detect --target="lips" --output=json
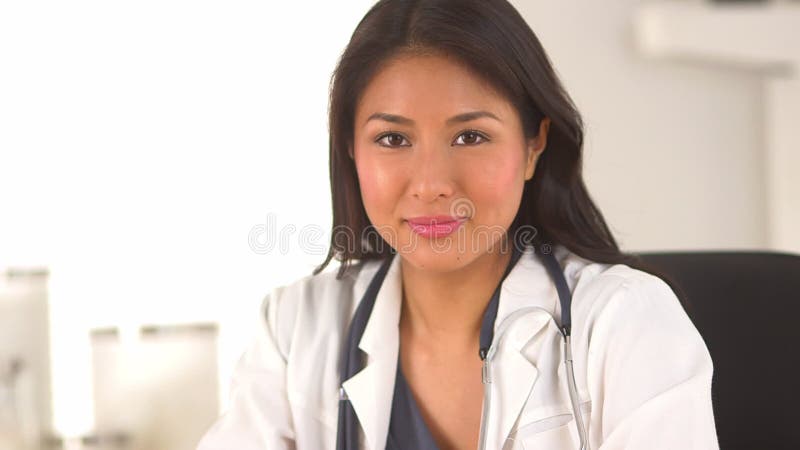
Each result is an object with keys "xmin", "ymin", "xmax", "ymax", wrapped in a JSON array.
[{"xmin": 405, "ymin": 215, "xmax": 468, "ymax": 239}]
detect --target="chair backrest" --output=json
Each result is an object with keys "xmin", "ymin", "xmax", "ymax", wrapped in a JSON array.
[{"xmin": 636, "ymin": 251, "xmax": 800, "ymax": 450}]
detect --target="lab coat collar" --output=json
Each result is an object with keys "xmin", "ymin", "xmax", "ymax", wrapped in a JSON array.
[{"xmin": 341, "ymin": 245, "xmax": 568, "ymax": 450}]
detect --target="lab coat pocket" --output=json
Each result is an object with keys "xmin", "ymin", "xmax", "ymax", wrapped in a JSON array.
[{"xmin": 502, "ymin": 400, "xmax": 591, "ymax": 450}]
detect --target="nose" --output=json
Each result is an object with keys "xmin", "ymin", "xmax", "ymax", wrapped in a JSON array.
[{"xmin": 409, "ymin": 144, "xmax": 456, "ymax": 203}]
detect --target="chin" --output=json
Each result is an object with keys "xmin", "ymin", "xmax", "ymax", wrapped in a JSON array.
[{"xmin": 397, "ymin": 235, "xmax": 477, "ymax": 271}]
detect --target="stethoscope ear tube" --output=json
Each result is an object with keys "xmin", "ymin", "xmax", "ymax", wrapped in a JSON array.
[
  {"xmin": 564, "ymin": 334, "xmax": 590, "ymax": 450},
  {"xmin": 477, "ymin": 357, "xmax": 493, "ymax": 450},
  {"xmin": 538, "ymin": 247, "xmax": 572, "ymax": 334},
  {"xmin": 335, "ymin": 394, "xmax": 352, "ymax": 450}
]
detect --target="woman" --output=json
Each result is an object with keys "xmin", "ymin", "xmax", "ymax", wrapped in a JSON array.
[{"xmin": 197, "ymin": 0, "xmax": 719, "ymax": 449}]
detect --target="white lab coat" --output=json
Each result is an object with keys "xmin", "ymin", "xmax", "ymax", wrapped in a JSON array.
[{"xmin": 196, "ymin": 244, "xmax": 719, "ymax": 449}]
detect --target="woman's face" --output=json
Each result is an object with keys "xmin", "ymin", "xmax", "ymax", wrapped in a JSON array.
[{"xmin": 352, "ymin": 52, "xmax": 550, "ymax": 272}]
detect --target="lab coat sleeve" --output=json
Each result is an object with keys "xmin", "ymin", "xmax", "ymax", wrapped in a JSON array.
[
  {"xmin": 589, "ymin": 274, "xmax": 719, "ymax": 449},
  {"xmin": 195, "ymin": 287, "xmax": 296, "ymax": 450}
]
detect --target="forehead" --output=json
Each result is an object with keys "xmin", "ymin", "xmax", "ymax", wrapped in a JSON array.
[{"xmin": 355, "ymin": 53, "xmax": 515, "ymax": 123}]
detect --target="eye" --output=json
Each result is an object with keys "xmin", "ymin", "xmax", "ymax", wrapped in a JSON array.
[
  {"xmin": 454, "ymin": 130, "xmax": 490, "ymax": 146},
  {"xmin": 375, "ymin": 132, "xmax": 410, "ymax": 148}
]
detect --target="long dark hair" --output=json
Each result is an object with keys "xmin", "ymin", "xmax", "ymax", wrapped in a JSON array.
[{"xmin": 313, "ymin": 0, "xmax": 690, "ymax": 312}]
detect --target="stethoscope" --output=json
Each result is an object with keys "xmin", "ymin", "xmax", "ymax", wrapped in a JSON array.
[{"xmin": 336, "ymin": 238, "xmax": 590, "ymax": 450}]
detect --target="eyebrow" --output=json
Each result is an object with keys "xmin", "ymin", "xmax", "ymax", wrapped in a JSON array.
[{"xmin": 364, "ymin": 110, "xmax": 502, "ymax": 127}]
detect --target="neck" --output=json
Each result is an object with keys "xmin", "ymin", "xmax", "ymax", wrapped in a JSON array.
[{"xmin": 398, "ymin": 242, "xmax": 514, "ymax": 355}]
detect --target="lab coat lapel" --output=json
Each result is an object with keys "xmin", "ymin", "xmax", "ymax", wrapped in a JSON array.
[
  {"xmin": 484, "ymin": 245, "xmax": 563, "ymax": 449},
  {"xmin": 341, "ymin": 254, "xmax": 403, "ymax": 450}
]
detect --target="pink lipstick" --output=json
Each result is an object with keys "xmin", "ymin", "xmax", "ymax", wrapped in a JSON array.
[{"xmin": 406, "ymin": 215, "xmax": 467, "ymax": 239}]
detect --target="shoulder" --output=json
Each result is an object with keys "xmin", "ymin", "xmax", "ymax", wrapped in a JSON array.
[
  {"xmin": 585, "ymin": 264, "xmax": 704, "ymax": 352},
  {"xmin": 551, "ymin": 245, "xmax": 706, "ymax": 360},
  {"xmin": 555, "ymin": 246, "xmax": 710, "ymax": 372},
  {"xmin": 553, "ymin": 245, "xmax": 688, "ymax": 325},
  {"xmin": 556, "ymin": 250, "xmax": 716, "ymax": 442},
  {"xmin": 261, "ymin": 260, "xmax": 373, "ymax": 358}
]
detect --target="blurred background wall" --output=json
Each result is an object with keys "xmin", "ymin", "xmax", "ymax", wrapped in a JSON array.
[
  {"xmin": 518, "ymin": 0, "xmax": 799, "ymax": 253},
  {"xmin": 0, "ymin": 0, "xmax": 797, "ymax": 449}
]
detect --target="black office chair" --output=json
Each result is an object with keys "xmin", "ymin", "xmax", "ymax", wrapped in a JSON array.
[{"xmin": 635, "ymin": 251, "xmax": 800, "ymax": 450}]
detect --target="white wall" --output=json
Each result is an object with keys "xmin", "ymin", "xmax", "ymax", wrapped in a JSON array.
[{"xmin": 513, "ymin": 0, "xmax": 769, "ymax": 252}]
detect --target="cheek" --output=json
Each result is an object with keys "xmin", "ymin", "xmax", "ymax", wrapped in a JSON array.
[
  {"xmin": 461, "ymin": 154, "xmax": 525, "ymax": 217},
  {"xmin": 354, "ymin": 154, "xmax": 402, "ymax": 221}
]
